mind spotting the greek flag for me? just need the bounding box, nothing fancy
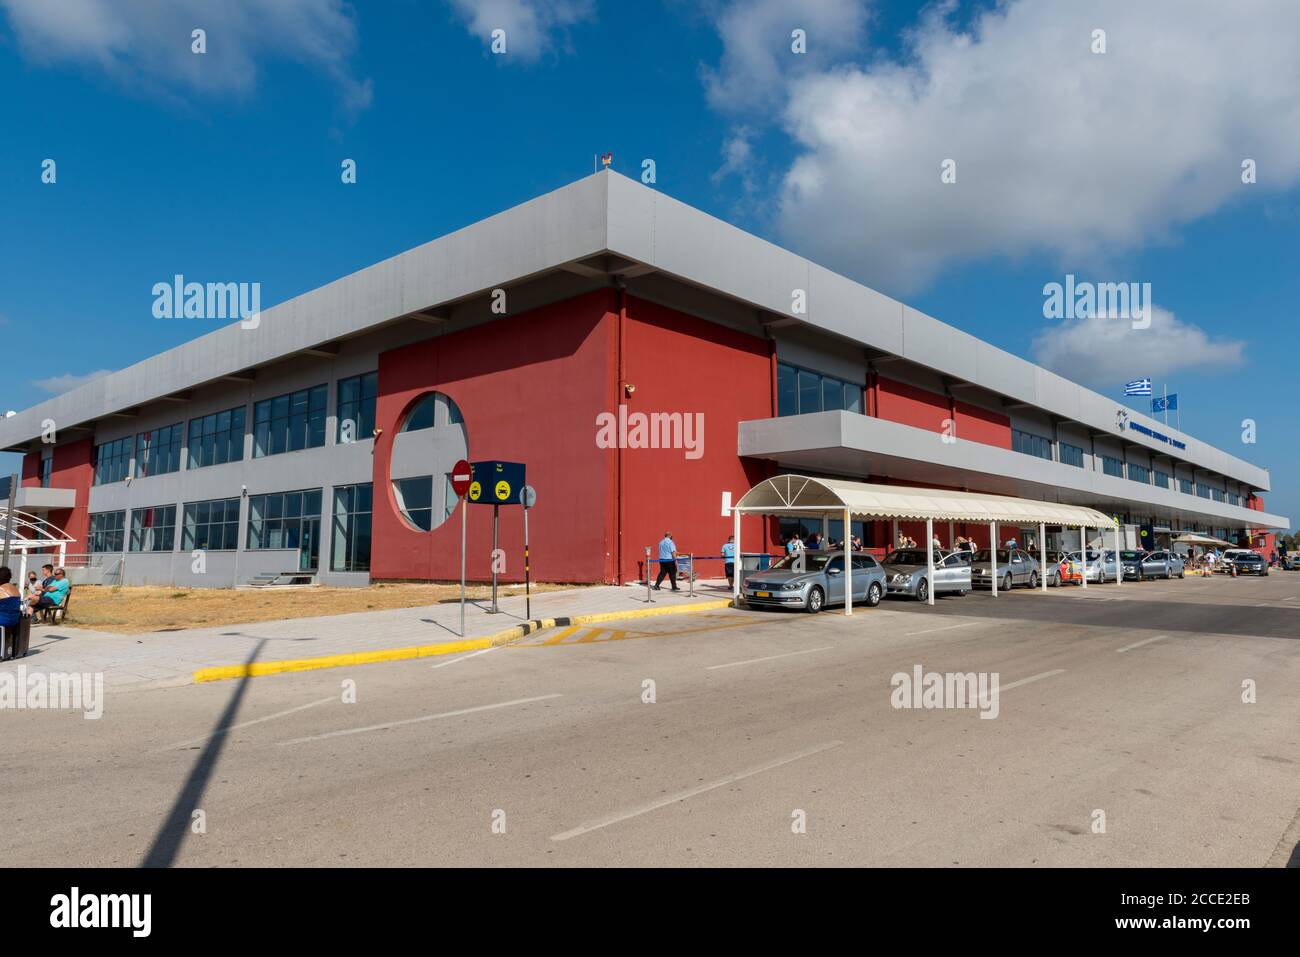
[1151,393,1178,413]
[1125,378,1153,396]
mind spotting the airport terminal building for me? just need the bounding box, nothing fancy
[0,171,1288,587]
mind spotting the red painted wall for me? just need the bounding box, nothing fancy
[369,290,775,584]
[19,438,94,550]
[618,295,773,579]
[371,289,618,584]
[875,376,1012,449]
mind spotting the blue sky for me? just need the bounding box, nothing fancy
[0,0,1296,526]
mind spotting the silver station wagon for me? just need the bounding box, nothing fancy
[970,548,1042,590]
[882,549,972,601]
[743,550,887,613]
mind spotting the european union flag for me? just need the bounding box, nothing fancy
[1151,394,1179,413]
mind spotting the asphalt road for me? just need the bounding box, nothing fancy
[1,573,1297,867]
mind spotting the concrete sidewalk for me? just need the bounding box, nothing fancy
[0,580,734,692]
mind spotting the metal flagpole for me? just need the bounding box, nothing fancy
[1163,384,1169,427]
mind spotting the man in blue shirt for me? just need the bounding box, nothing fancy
[721,534,736,586]
[29,567,70,619]
[654,532,679,591]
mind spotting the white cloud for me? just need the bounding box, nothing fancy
[703,0,870,113]
[0,0,371,111]
[32,369,113,394]
[446,0,593,62]
[1030,307,1245,387]
[719,0,1300,293]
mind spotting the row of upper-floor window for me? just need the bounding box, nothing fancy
[87,374,461,486]
[1012,430,1244,504]
[776,361,1253,506]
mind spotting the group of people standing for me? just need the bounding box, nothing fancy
[0,563,70,632]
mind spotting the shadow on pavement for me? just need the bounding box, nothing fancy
[141,638,267,868]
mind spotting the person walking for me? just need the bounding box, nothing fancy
[721,534,736,586]
[654,532,680,591]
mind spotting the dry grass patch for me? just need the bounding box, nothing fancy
[64,582,584,634]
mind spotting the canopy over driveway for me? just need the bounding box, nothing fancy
[731,475,1120,612]
[0,506,76,584]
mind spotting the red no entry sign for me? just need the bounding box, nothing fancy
[450,459,473,498]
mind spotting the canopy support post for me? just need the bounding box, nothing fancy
[1114,521,1122,586]
[1080,525,1088,588]
[990,521,999,597]
[926,517,935,606]
[843,508,853,616]
[732,504,741,606]
[1040,521,1048,592]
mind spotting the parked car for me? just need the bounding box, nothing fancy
[1220,548,1255,572]
[970,548,1041,590]
[1044,551,1072,586]
[1116,549,1150,581]
[882,549,972,601]
[1229,551,1269,576]
[1140,550,1186,579]
[1066,549,1113,583]
[742,550,887,612]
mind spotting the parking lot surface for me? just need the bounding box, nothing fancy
[1,573,1296,867]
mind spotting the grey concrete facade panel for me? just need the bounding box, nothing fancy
[739,412,1289,531]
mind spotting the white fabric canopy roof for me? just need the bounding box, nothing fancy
[1172,532,1233,546]
[734,474,1116,527]
[0,507,76,549]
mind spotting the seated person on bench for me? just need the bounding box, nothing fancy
[0,567,24,630]
[28,566,69,617]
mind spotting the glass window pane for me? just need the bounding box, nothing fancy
[798,370,821,414]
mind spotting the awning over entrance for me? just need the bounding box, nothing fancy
[735,474,1116,527]
[731,475,1122,613]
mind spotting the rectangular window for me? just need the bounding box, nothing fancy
[135,423,184,478]
[337,372,378,444]
[93,437,133,486]
[39,456,52,488]
[187,406,246,469]
[1211,487,1225,503]
[1101,455,1124,478]
[1059,443,1084,468]
[1128,463,1150,484]
[253,385,327,457]
[777,361,864,417]
[395,476,434,531]
[182,497,241,551]
[1013,429,1053,460]
[1154,469,1172,489]
[797,369,821,415]
[1179,477,1194,494]
[843,382,863,414]
[777,363,798,416]
[331,483,373,572]
[130,505,177,552]
[88,510,126,553]
[1228,493,1240,506]
[247,488,323,568]
[1196,483,1212,499]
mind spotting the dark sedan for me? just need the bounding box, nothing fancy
[1231,552,1269,576]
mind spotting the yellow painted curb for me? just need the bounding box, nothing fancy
[191,597,735,684]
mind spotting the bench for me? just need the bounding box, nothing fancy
[36,585,71,625]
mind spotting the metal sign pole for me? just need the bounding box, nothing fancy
[491,504,500,614]
[523,501,530,620]
[460,495,467,636]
